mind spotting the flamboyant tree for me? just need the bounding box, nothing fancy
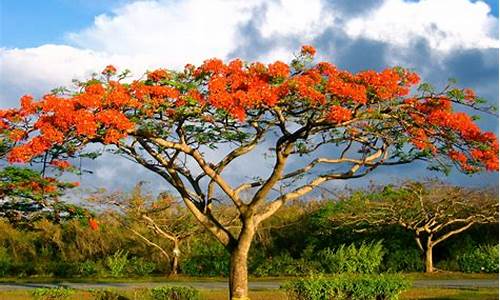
[0,139,82,227]
[1,46,498,299]
[328,181,499,273]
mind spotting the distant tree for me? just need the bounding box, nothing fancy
[91,182,201,276]
[1,46,498,298]
[0,166,84,227]
[330,182,499,272]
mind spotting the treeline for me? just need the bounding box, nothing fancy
[0,182,497,278]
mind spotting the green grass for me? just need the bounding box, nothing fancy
[401,287,499,299]
[403,272,498,281]
[0,288,497,300]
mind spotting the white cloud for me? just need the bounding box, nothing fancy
[0,45,166,108]
[259,0,335,39]
[345,0,498,52]
[67,0,261,67]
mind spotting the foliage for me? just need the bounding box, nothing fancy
[105,250,129,277]
[253,247,320,276]
[180,238,229,276]
[384,247,424,272]
[78,260,105,277]
[458,244,499,273]
[90,289,131,300]
[31,287,75,300]
[0,166,83,227]
[317,241,384,274]
[0,247,11,276]
[150,286,201,300]
[282,274,411,300]
[128,257,156,276]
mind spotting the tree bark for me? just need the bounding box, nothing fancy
[171,240,180,276]
[229,219,255,300]
[425,245,433,273]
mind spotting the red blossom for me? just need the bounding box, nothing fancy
[327,105,352,124]
[50,160,72,170]
[301,45,316,56]
[102,65,117,75]
[89,218,99,231]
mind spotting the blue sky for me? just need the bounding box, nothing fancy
[0,0,121,48]
[0,0,498,194]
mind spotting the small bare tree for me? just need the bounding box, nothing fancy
[330,181,498,272]
[91,183,201,275]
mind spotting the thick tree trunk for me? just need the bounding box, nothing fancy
[170,240,180,276]
[425,245,433,273]
[229,246,249,299]
[229,219,255,300]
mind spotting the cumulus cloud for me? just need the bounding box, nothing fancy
[345,0,498,52]
[66,0,260,67]
[259,0,334,39]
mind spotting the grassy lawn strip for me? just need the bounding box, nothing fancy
[0,288,497,300]
[401,287,499,299]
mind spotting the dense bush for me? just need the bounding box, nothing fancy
[90,288,131,300]
[253,246,320,276]
[317,241,384,274]
[458,244,499,273]
[150,286,200,300]
[79,260,104,277]
[31,287,75,300]
[128,257,156,276]
[180,240,229,276]
[283,274,411,300]
[105,250,129,277]
[0,247,11,276]
[384,247,423,272]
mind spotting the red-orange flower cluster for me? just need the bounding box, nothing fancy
[0,45,497,176]
[301,45,316,56]
[89,218,99,231]
[327,105,352,124]
[102,65,117,75]
[50,160,72,170]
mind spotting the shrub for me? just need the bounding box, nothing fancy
[150,286,200,300]
[50,262,79,277]
[180,241,229,276]
[31,287,75,300]
[128,257,156,276]
[79,260,101,276]
[252,248,320,276]
[105,250,129,277]
[0,247,12,276]
[458,244,499,273]
[90,289,130,300]
[317,241,384,274]
[384,247,423,272]
[282,274,411,300]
